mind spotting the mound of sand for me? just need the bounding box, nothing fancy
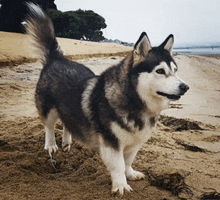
[0,31,132,66]
[0,32,220,199]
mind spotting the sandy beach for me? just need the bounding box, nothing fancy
[0,32,220,200]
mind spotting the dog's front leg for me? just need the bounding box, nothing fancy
[99,137,132,195]
[124,145,145,181]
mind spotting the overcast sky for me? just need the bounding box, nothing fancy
[55,0,220,46]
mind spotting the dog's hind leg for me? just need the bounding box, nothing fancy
[44,109,59,157]
[124,145,145,181]
[99,137,133,195]
[62,126,72,151]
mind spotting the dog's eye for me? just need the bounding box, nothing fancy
[156,69,165,75]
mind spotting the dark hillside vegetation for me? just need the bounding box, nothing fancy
[0,0,106,41]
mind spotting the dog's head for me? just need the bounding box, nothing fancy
[132,32,189,113]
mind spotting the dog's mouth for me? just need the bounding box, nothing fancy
[157,91,181,100]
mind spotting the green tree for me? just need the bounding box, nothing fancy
[46,9,69,37]
[74,9,107,41]
[47,9,107,41]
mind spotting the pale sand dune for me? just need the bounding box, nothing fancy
[0,31,132,66]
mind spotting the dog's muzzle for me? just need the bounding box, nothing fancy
[157,83,189,100]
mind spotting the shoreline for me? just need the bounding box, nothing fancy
[175,52,220,58]
[175,53,220,58]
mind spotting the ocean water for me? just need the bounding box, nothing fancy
[173,48,220,55]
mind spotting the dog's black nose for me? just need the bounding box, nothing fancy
[179,83,189,94]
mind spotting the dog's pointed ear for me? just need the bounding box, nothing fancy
[134,32,151,59]
[159,34,174,55]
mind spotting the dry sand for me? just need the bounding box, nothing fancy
[0,31,132,66]
[0,32,220,200]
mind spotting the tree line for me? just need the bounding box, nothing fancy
[0,0,107,41]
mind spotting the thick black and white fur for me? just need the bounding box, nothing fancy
[25,3,189,195]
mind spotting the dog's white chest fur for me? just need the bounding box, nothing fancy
[110,116,153,149]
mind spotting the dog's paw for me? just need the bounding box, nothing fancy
[62,128,72,152]
[126,170,145,181]
[62,143,71,152]
[45,144,58,157]
[111,183,133,196]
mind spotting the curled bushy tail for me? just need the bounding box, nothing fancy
[25,2,63,64]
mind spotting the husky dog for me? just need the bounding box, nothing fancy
[25,3,189,195]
